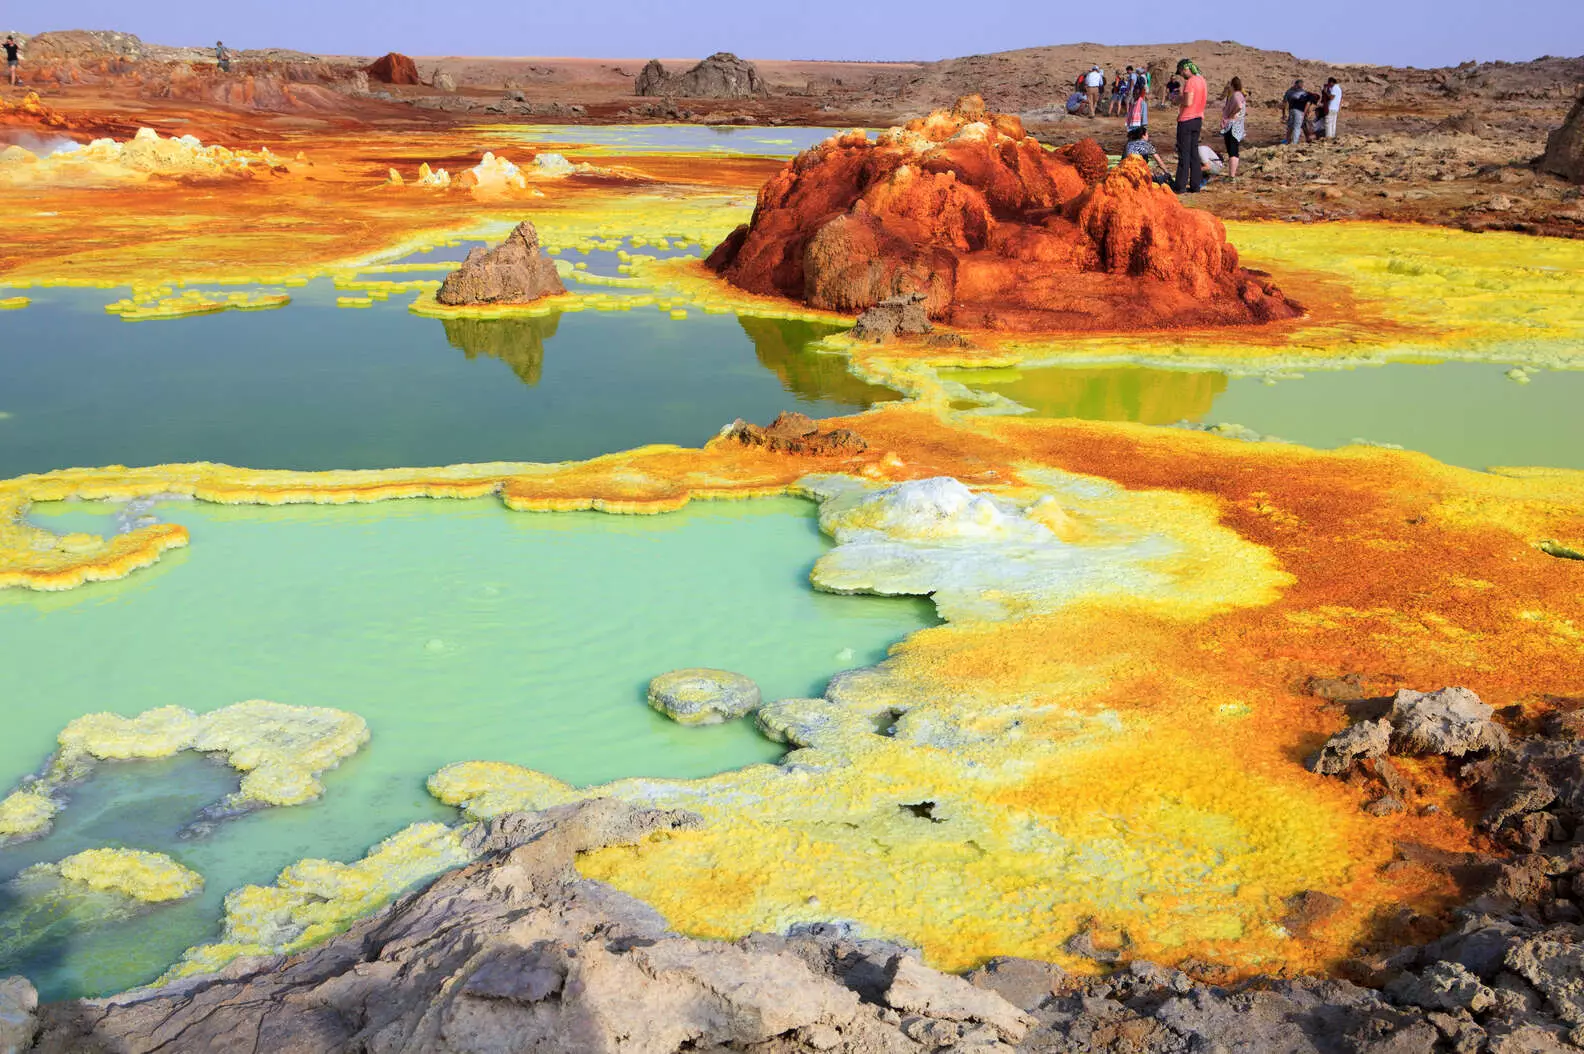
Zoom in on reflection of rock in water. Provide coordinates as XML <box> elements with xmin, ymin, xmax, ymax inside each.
<box><xmin>969</xmin><ymin>365</ymin><xmax>1228</xmax><ymax>425</ymax></box>
<box><xmin>441</xmin><ymin>314</ymin><xmax>562</xmax><ymax>387</ymax></box>
<box><xmin>736</xmin><ymin>316</ymin><xmax>900</xmax><ymax>408</ymax></box>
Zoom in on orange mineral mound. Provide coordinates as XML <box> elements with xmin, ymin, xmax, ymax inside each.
<box><xmin>706</xmin><ymin>95</ymin><xmax>1301</xmax><ymax>332</ymax></box>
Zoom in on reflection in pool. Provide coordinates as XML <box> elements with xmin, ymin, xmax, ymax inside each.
<box><xmin>0</xmin><ymin>495</ymin><xmax>935</xmax><ymax>998</ymax></box>
<box><xmin>0</xmin><ymin>284</ymin><xmax>896</xmax><ymax>478</ymax></box>
<box><xmin>945</xmin><ymin>360</ymin><xmax>1584</xmax><ymax>470</ymax></box>
<box><xmin>479</xmin><ymin>124</ymin><xmax>863</xmax><ymax>158</ymax></box>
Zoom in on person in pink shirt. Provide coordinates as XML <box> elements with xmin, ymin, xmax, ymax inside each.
<box><xmin>1174</xmin><ymin>58</ymin><xmax>1209</xmax><ymax>193</ymax></box>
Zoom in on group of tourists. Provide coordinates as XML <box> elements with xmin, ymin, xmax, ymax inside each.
<box><xmin>1106</xmin><ymin>58</ymin><xmax>1342</xmax><ymax>194</ymax></box>
<box><xmin>1281</xmin><ymin>77</ymin><xmax>1343</xmax><ymax>143</ymax></box>
<box><xmin>1070</xmin><ymin>63</ymin><xmax>1151</xmax><ymax>120</ymax></box>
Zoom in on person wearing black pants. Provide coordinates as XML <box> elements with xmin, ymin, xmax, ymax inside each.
<box><xmin>1175</xmin><ymin>117</ymin><xmax>1202</xmax><ymax>194</ymax></box>
<box><xmin>1171</xmin><ymin>57</ymin><xmax>1208</xmax><ymax>194</ymax></box>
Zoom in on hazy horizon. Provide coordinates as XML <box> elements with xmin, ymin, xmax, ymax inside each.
<box><xmin>5</xmin><ymin>0</ymin><xmax>1581</xmax><ymax>69</ymax></box>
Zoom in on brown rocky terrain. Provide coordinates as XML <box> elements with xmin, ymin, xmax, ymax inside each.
<box><xmin>1</xmin><ymin>31</ymin><xmax>1578</xmax><ymax>236</ymax></box>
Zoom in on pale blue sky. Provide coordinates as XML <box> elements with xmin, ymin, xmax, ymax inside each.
<box><xmin>8</xmin><ymin>0</ymin><xmax>1582</xmax><ymax>67</ymax></box>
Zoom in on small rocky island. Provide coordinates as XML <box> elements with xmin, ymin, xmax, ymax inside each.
<box><xmin>436</xmin><ymin>220</ymin><xmax>566</xmax><ymax>307</ymax></box>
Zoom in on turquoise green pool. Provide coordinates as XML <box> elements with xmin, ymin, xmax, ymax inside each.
<box><xmin>942</xmin><ymin>360</ymin><xmax>1584</xmax><ymax>470</ymax></box>
<box><xmin>0</xmin><ymin>496</ymin><xmax>935</xmax><ymax>998</ymax></box>
<box><xmin>486</xmin><ymin>124</ymin><xmax>863</xmax><ymax>157</ymax></box>
<box><xmin>0</xmin><ymin>285</ymin><xmax>895</xmax><ymax>479</ymax></box>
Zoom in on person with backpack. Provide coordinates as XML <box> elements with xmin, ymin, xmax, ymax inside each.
<box><xmin>215</xmin><ymin>41</ymin><xmax>232</xmax><ymax>73</ymax></box>
<box><xmin>1173</xmin><ymin>58</ymin><xmax>1207</xmax><ymax>194</ymax></box>
<box><xmin>1108</xmin><ymin>68</ymin><xmax>1132</xmax><ymax>117</ymax></box>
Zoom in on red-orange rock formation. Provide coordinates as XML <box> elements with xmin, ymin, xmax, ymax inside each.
<box><xmin>707</xmin><ymin>97</ymin><xmax>1300</xmax><ymax>332</ymax></box>
<box><xmin>366</xmin><ymin>52</ymin><xmax>420</xmax><ymax>86</ymax></box>
<box><xmin>0</xmin><ymin>92</ymin><xmax>71</xmax><ymax>130</ymax></box>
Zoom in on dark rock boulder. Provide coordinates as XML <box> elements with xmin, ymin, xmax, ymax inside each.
<box><xmin>366</xmin><ymin>52</ymin><xmax>420</xmax><ymax>86</ymax></box>
<box><xmin>852</xmin><ymin>293</ymin><xmax>932</xmax><ymax>342</ymax></box>
<box><xmin>723</xmin><ymin>411</ymin><xmax>867</xmax><ymax>455</ymax></box>
<box><xmin>436</xmin><ymin>221</ymin><xmax>565</xmax><ymax>307</ymax></box>
<box><xmin>1540</xmin><ymin>88</ymin><xmax>1584</xmax><ymax>184</ymax></box>
<box><xmin>635</xmin><ymin>52</ymin><xmax>767</xmax><ymax>99</ymax></box>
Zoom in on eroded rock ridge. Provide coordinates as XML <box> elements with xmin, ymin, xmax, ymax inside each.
<box><xmin>706</xmin><ymin>96</ymin><xmax>1301</xmax><ymax>333</ymax></box>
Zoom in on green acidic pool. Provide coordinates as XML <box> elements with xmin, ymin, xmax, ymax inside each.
<box><xmin>0</xmin><ymin>284</ymin><xmax>896</xmax><ymax>479</ymax></box>
<box><xmin>0</xmin><ymin>495</ymin><xmax>935</xmax><ymax>999</ymax></box>
<box><xmin>942</xmin><ymin>360</ymin><xmax>1584</xmax><ymax>470</ymax></box>
<box><xmin>481</xmin><ymin>124</ymin><xmax>864</xmax><ymax>158</ymax></box>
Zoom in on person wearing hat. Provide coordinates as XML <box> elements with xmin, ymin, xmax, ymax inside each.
<box><xmin>1173</xmin><ymin>58</ymin><xmax>1208</xmax><ymax>194</ymax></box>
<box><xmin>1083</xmin><ymin>64</ymin><xmax>1104</xmax><ymax>118</ymax></box>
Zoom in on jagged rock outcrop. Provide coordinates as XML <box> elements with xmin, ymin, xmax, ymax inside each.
<box><xmin>436</xmin><ymin>221</ymin><xmax>566</xmax><ymax>306</ymax></box>
<box><xmin>1540</xmin><ymin>88</ymin><xmax>1584</xmax><ymax>184</ymax></box>
<box><xmin>723</xmin><ymin>411</ymin><xmax>867</xmax><ymax>455</ymax></box>
<box><xmin>366</xmin><ymin>51</ymin><xmax>420</xmax><ymax>85</ymax></box>
<box><xmin>28</xmin><ymin>800</ymin><xmax>1035</xmax><ymax>1053</ymax></box>
<box><xmin>852</xmin><ymin>293</ymin><xmax>932</xmax><ymax>342</ymax></box>
<box><xmin>635</xmin><ymin>52</ymin><xmax>766</xmax><ymax>99</ymax></box>
<box><xmin>706</xmin><ymin>97</ymin><xmax>1301</xmax><ymax>333</ymax></box>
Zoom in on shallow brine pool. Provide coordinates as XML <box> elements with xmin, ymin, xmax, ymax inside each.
<box><xmin>0</xmin><ymin>495</ymin><xmax>934</xmax><ymax>998</ymax></box>
<box><xmin>944</xmin><ymin>360</ymin><xmax>1584</xmax><ymax>470</ymax></box>
<box><xmin>0</xmin><ymin>285</ymin><xmax>896</xmax><ymax>478</ymax></box>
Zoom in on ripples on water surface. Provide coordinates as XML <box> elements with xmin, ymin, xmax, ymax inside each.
<box><xmin>0</xmin><ymin>496</ymin><xmax>935</xmax><ymax>998</ymax></box>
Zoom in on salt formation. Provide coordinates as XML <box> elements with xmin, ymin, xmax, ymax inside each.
<box><xmin>0</xmin><ymin>126</ymin><xmax>294</xmax><ymax>186</ymax></box>
<box><xmin>805</xmin><ymin>474</ymin><xmax>1283</xmax><ymax>622</ymax></box>
<box><xmin>647</xmin><ymin>668</ymin><xmax>762</xmax><ymax>725</ymax></box>
<box><xmin>0</xmin><ymin>701</ymin><xmax>369</xmax><ymax>842</ymax></box>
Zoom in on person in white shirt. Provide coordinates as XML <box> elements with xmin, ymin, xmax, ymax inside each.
<box><xmin>1197</xmin><ymin>143</ymin><xmax>1225</xmax><ymax>181</ymax></box>
<box><xmin>1323</xmin><ymin>77</ymin><xmax>1342</xmax><ymax>138</ymax></box>
<box><xmin>1083</xmin><ymin>66</ymin><xmax>1104</xmax><ymax>117</ymax></box>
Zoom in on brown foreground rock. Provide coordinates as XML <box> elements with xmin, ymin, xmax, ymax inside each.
<box><xmin>723</xmin><ymin>411</ymin><xmax>867</xmax><ymax>455</ymax></box>
<box><xmin>25</xmin><ymin>799</ymin><xmax>1034</xmax><ymax>1053</ymax></box>
<box><xmin>1542</xmin><ymin>89</ymin><xmax>1584</xmax><ymax>184</ymax></box>
<box><xmin>436</xmin><ymin>221</ymin><xmax>566</xmax><ymax>307</ymax></box>
<box><xmin>23</xmin><ymin>697</ymin><xmax>1584</xmax><ymax>1054</ymax></box>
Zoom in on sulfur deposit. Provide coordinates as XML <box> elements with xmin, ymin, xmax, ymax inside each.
<box><xmin>706</xmin><ymin>97</ymin><xmax>1300</xmax><ymax>332</ymax></box>
<box><xmin>0</xmin><ymin>700</ymin><xmax>369</xmax><ymax>842</ymax></box>
<box><xmin>47</xmin><ymin>849</ymin><xmax>203</xmax><ymax>903</ymax></box>
<box><xmin>0</xmin><ymin>126</ymin><xmax>296</xmax><ymax>186</ymax></box>
<box><xmin>163</xmin><ymin>821</ymin><xmax>471</xmax><ymax>979</ymax></box>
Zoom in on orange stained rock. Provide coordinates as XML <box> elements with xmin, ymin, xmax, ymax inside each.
<box><xmin>705</xmin><ymin>101</ymin><xmax>1300</xmax><ymax>332</ymax></box>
